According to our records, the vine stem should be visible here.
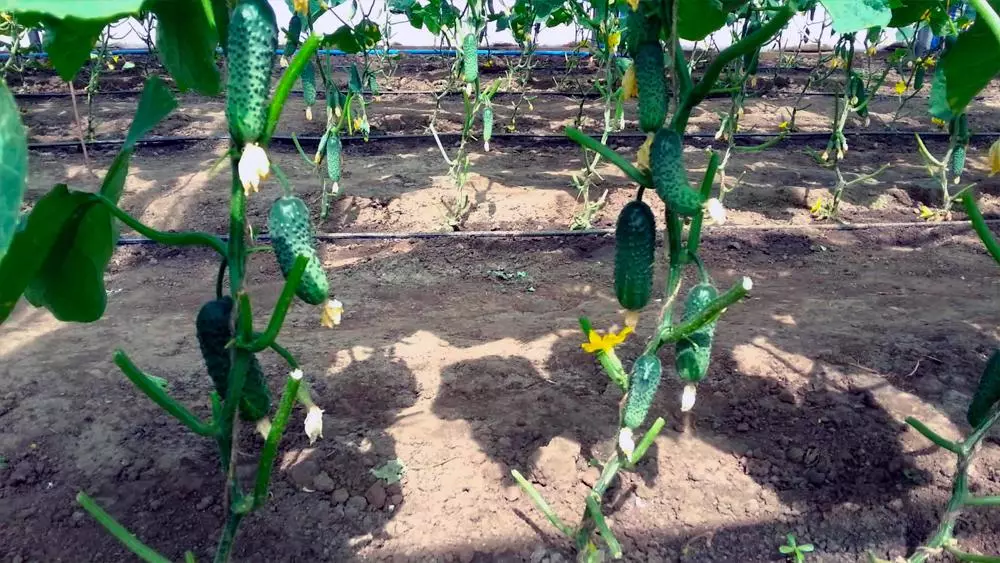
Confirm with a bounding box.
[645,277,753,356]
[252,369,303,509]
[90,193,227,256]
[76,493,171,563]
[962,192,1000,267]
[968,0,1000,47]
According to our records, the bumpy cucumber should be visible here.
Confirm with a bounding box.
[675,283,718,384]
[851,72,868,117]
[368,73,379,95]
[302,60,317,107]
[285,13,302,58]
[195,296,272,422]
[226,0,278,145]
[650,129,702,216]
[634,41,666,132]
[482,106,493,145]
[326,131,342,182]
[950,145,967,179]
[914,65,925,90]
[623,354,662,430]
[614,200,656,312]
[267,196,329,305]
[968,349,1000,428]
[462,34,478,83]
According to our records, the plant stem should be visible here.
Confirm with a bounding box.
[943,545,1000,563]
[113,349,217,437]
[586,494,621,558]
[245,255,308,352]
[962,192,1000,267]
[213,511,244,563]
[565,127,653,187]
[905,417,961,455]
[968,0,1000,46]
[252,370,303,509]
[91,194,226,256]
[646,277,753,355]
[262,35,322,145]
[510,469,575,536]
[687,150,720,257]
[76,493,172,563]
[964,495,1000,507]
[268,340,300,370]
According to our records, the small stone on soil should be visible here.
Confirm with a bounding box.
[313,471,336,492]
[366,482,387,510]
[332,488,350,504]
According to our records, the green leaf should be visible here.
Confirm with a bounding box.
[0,185,91,324]
[799,544,815,552]
[889,0,942,27]
[0,82,28,263]
[821,0,892,33]
[38,16,107,81]
[0,0,144,19]
[930,7,1000,120]
[153,0,221,95]
[370,459,406,484]
[779,546,796,554]
[348,64,363,93]
[123,77,178,152]
[677,0,729,41]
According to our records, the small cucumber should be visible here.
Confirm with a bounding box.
[650,129,702,216]
[614,200,656,312]
[634,41,666,132]
[226,0,278,145]
[268,196,330,305]
[675,283,718,384]
[623,354,662,430]
[968,349,1000,428]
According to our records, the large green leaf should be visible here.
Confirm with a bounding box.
[0,185,90,324]
[930,5,1000,120]
[153,0,221,95]
[0,82,28,263]
[0,0,144,19]
[821,0,892,33]
[889,0,944,27]
[677,0,729,41]
[123,76,178,152]
[38,16,108,81]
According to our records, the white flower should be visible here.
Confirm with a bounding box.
[704,198,726,225]
[321,298,344,328]
[305,106,313,121]
[304,405,324,444]
[255,417,272,440]
[238,143,270,196]
[680,384,697,412]
[618,427,635,459]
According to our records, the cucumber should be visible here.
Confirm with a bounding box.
[622,354,662,430]
[614,200,656,312]
[226,0,278,145]
[268,196,329,305]
[285,13,302,58]
[482,105,493,150]
[851,72,868,118]
[675,283,718,384]
[914,65,925,90]
[326,131,342,183]
[650,128,702,216]
[950,144,967,180]
[368,73,379,95]
[968,349,1000,428]
[462,34,478,83]
[195,296,272,422]
[302,60,317,107]
[634,41,666,132]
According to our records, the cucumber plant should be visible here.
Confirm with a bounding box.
[0,1,359,560]
[508,0,813,558]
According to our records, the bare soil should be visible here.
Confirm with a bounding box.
[2,54,1000,563]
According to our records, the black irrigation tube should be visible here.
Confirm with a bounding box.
[27,129,1000,153]
[113,218,1000,247]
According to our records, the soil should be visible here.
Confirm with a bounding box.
[2,54,1000,563]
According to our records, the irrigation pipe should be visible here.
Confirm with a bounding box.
[112,218,1000,247]
[25,129,1000,152]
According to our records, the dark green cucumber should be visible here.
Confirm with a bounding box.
[950,144,967,179]
[675,283,718,384]
[302,60,317,107]
[650,128,702,216]
[968,349,1000,428]
[634,41,666,132]
[623,354,662,430]
[914,65,925,90]
[614,200,656,311]
[195,296,272,422]
[462,34,478,83]
[268,196,329,305]
[226,0,278,145]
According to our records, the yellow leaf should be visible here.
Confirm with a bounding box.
[636,133,653,170]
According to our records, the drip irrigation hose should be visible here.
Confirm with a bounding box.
[112,218,1000,247]
[25,130,1000,152]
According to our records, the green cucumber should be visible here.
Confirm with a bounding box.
[623,354,662,430]
[302,60,317,107]
[914,65,925,91]
[326,131,342,183]
[482,105,493,147]
[195,296,272,422]
[268,196,329,305]
[226,0,278,145]
[462,34,478,83]
[614,200,656,312]
[968,349,1000,428]
[650,128,702,216]
[285,13,302,58]
[634,41,666,133]
[675,283,718,384]
[950,144,967,180]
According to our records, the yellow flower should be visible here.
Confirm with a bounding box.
[920,9,931,22]
[622,65,638,100]
[581,326,632,354]
[866,46,876,57]
[626,0,640,11]
[809,197,825,216]
[922,56,936,68]
[607,31,621,52]
[320,298,344,328]
[779,120,790,132]
[827,56,844,70]
[931,117,946,128]
[894,80,906,95]
[293,0,309,16]
[989,139,1000,176]
[352,117,363,131]
[636,133,653,170]
[237,143,270,196]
